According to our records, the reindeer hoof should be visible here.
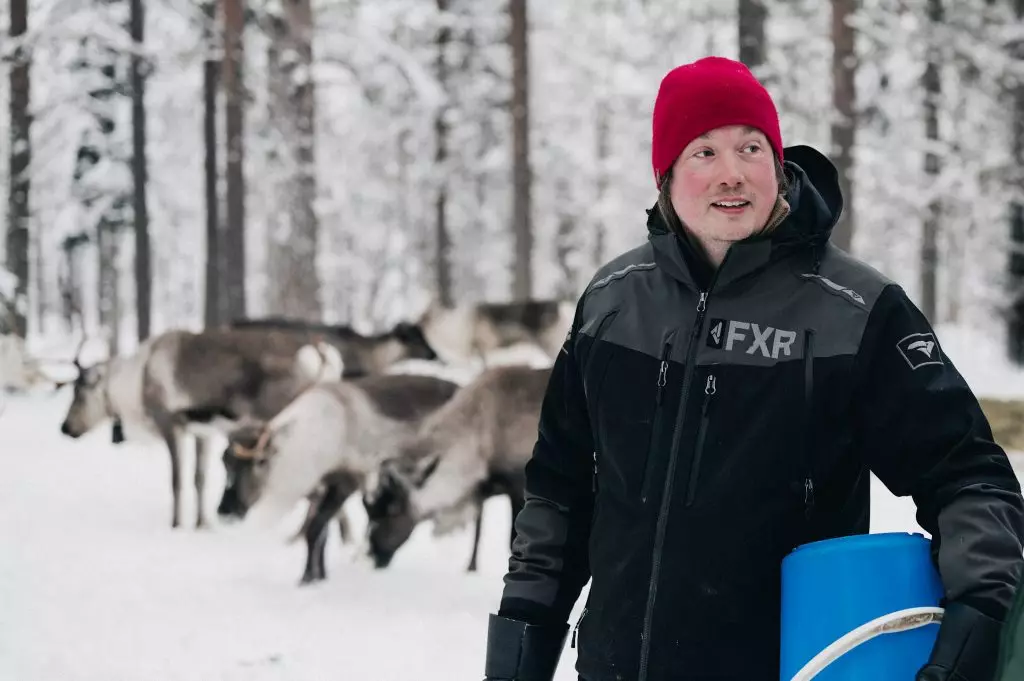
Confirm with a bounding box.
[299,571,325,585]
[171,518,181,529]
[195,519,210,530]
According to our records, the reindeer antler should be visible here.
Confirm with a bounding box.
[71,336,87,372]
[231,425,273,461]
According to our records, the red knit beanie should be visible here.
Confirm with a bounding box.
[652,56,783,188]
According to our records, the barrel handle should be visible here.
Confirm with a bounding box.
[788,606,944,681]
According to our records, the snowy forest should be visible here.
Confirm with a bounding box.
[2,0,1024,362]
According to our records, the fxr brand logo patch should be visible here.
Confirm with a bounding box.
[707,319,797,359]
[897,332,943,370]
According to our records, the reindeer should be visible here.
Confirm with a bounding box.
[58,329,342,529]
[417,299,573,365]
[361,364,549,571]
[229,318,438,376]
[108,318,437,444]
[215,372,461,584]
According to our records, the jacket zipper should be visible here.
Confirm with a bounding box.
[803,329,816,515]
[684,373,716,507]
[638,288,710,681]
[640,342,672,504]
[570,607,588,649]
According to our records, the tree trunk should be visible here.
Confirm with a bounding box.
[265,0,321,319]
[71,12,131,353]
[1010,0,1024,363]
[434,0,454,307]
[265,15,287,316]
[97,219,121,356]
[223,0,247,321]
[594,101,609,269]
[509,0,532,301]
[60,233,89,334]
[397,128,413,299]
[7,0,31,339]
[203,0,221,328]
[920,0,943,323]
[286,0,321,319]
[554,176,577,298]
[131,0,151,341]
[829,0,857,252]
[737,0,767,72]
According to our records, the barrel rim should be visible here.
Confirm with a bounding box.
[785,531,930,562]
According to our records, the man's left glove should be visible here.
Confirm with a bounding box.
[483,613,568,681]
[916,601,1004,681]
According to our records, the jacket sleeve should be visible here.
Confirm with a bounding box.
[853,284,1024,621]
[497,299,596,627]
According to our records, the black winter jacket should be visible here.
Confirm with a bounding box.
[495,146,1024,681]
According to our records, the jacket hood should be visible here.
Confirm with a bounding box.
[774,144,843,247]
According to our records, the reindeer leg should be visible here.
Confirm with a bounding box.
[288,487,324,544]
[466,498,484,573]
[194,435,210,529]
[301,484,348,585]
[155,421,182,529]
[336,507,351,545]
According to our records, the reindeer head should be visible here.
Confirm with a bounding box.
[362,451,439,568]
[59,338,113,438]
[217,422,274,520]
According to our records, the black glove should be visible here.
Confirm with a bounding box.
[916,601,1004,681]
[483,613,568,681]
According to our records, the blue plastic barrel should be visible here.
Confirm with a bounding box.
[780,532,944,681]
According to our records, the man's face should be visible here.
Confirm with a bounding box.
[669,125,778,249]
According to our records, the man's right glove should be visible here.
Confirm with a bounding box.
[916,601,1004,681]
[483,613,569,681]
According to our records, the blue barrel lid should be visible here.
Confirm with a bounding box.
[785,531,930,562]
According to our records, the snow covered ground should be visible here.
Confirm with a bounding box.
[1,383,1022,680]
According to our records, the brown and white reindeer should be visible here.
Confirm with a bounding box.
[228,318,438,377]
[57,328,344,529]
[215,372,461,584]
[361,364,549,571]
[417,299,573,366]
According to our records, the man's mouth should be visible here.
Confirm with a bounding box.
[711,200,750,213]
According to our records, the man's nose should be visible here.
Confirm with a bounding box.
[717,153,744,187]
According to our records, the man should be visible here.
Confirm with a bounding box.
[481,56,1024,681]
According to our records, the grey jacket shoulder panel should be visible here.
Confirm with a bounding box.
[804,244,895,312]
[578,241,658,340]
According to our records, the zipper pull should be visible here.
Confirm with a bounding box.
[656,360,668,403]
[571,608,588,648]
[697,291,708,312]
[804,477,815,510]
[592,452,598,493]
[702,374,716,415]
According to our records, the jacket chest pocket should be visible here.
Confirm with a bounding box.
[589,328,679,504]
